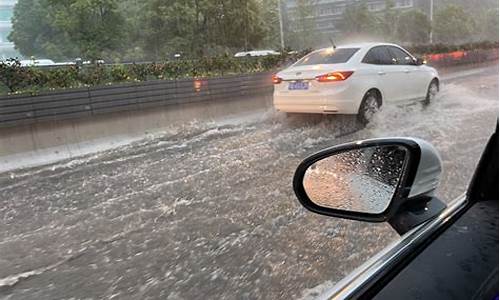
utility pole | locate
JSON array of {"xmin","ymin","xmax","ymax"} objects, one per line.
[
  {"xmin": 278, "ymin": 0, "xmax": 285, "ymax": 51},
  {"xmin": 429, "ymin": 0, "xmax": 434, "ymax": 43}
]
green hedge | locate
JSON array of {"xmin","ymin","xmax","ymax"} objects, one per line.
[
  {"xmin": 0, "ymin": 51, "xmax": 309, "ymax": 95},
  {"xmin": 0, "ymin": 41, "xmax": 497, "ymax": 95}
]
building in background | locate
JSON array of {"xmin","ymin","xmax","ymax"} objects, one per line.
[
  {"xmin": 0, "ymin": 0, "xmax": 18, "ymax": 59},
  {"xmin": 283, "ymin": 0, "xmax": 430, "ymax": 41}
]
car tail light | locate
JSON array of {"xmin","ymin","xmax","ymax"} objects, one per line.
[
  {"xmin": 272, "ymin": 74, "xmax": 282, "ymax": 84},
  {"xmin": 315, "ymin": 71, "xmax": 354, "ymax": 82}
]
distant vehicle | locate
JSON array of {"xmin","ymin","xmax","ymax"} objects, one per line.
[
  {"xmin": 234, "ymin": 50, "xmax": 280, "ymax": 57},
  {"xmin": 20, "ymin": 59, "xmax": 56, "ymax": 67},
  {"xmin": 273, "ymin": 42, "xmax": 440, "ymax": 124}
]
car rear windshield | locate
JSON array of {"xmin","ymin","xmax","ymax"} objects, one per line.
[{"xmin": 294, "ymin": 48, "xmax": 359, "ymax": 66}]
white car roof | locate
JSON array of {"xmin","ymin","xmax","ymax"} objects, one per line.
[
  {"xmin": 316, "ymin": 42, "xmax": 402, "ymax": 52},
  {"xmin": 304, "ymin": 42, "xmax": 411, "ymax": 64},
  {"xmin": 288, "ymin": 42, "xmax": 410, "ymax": 68}
]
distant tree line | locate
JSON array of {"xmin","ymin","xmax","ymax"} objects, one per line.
[
  {"xmin": 9, "ymin": 0, "xmax": 281, "ymax": 62},
  {"xmin": 286, "ymin": 0, "xmax": 498, "ymax": 50},
  {"xmin": 7, "ymin": 0, "xmax": 499, "ymax": 62}
]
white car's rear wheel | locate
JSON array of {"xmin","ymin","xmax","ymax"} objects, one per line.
[{"xmin": 358, "ymin": 91, "xmax": 380, "ymax": 125}]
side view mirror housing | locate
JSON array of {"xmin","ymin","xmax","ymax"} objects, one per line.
[
  {"xmin": 293, "ymin": 138, "xmax": 446, "ymax": 235},
  {"xmin": 415, "ymin": 57, "xmax": 426, "ymax": 65}
]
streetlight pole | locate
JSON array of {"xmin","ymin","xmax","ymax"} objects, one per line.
[
  {"xmin": 429, "ymin": 0, "xmax": 434, "ymax": 43},
  {"xmin": 278, "ymin": 0, "xmax": 285, "ymax": 51}
]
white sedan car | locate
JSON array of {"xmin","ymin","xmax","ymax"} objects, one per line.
[{"xmin": 273, "ymin": 42, "xmax": 439, "ymax": 123}]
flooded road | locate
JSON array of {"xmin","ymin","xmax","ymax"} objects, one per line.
[{"xmin": 0, "ymin": 64, "xmax": 497, "ymax": 299}]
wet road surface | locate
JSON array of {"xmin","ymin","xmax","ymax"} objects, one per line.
[{"xmin": 0, "ymin": 64, "xmax": 498, "ymax": 299}]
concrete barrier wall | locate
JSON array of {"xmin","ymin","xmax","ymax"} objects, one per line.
[
  {"xmin": 0, "ymin": 92, "xmax": 273, "ymax": 171},
  {"xmin": 0, "ymin": 72, "xmax": 275, "ymax": 171}
]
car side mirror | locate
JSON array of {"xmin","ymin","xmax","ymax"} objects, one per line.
[
  {"xmin": 293, "ymin": 138, "xmax": 446, "ymax": 235},
  {"xmin": 415, "ymin": 57, "xmax": 425, "ymax": 65}
]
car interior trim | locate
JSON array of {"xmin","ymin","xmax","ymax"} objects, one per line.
[{"xmin": 319, "ymin": 194, "xmax": 468, "ymax": 300}]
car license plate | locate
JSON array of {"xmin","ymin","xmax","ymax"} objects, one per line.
[{"xmin": 288, "ymin": 81, "xmax": 309, "ymax": 90}]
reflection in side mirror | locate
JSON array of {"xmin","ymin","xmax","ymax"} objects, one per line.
[{"xmin": 303, "ymin": 145, "xmax": 407, "ymax": 214}]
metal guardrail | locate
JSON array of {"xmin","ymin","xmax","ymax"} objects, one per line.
[{"xmin": 0, "ymin": 72, "xmax": 273, "ymax": 128}]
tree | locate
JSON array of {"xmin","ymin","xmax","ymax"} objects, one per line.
[
  {"xmin": 49, "ymin": 0, "xmax": 126, "ymax": 60},
  {"xmin": 220, "ymin": 0, "xmax": 266, "ymax": 50},
  {"xmin": 477, "ymin": 8, "xmax": 499, "ymax": 42},
  {"xmin": 377, "ymin": 0, "xmax": 400, "ymax": 41},
  {"xmin": 9, "ymin": 0, "xmax": 285, "ymax": 61},
  {"xmin": 339, "ymin": 2, "xmax": 378, "ymax": 37},
  {"xmin": 437, "ymin": 0, "xmax": 498, "ymax": 17},
  {"xmin": 8, "ymin": 0, "xmax": 74, "ymax": 60},
  {"xmin": 286, "ymin": 0, "xmax": 320, "ymax": 50},
  {"xmin": 139, "ymin": 0, "xmax": 268, "ymax": 59},
  {"xmin": 435, "ymin": 0, "xmax": 498, "ymax": 43},
  {"xmin": 9, "ymin": 0, "xmax": 126, "ymax": 60},
  {"xmin": 259, "ymin": 0, "xmax": 281, "ymax": 50},
  {"xmin": 140, "ymin": 0, "xmax": 196, "ymax": 59},
  {"xmin": 116, "ymin": 0, "xmax": 148, "ymax": 61},
  {"xmin": 433, "ymin": 4, "xmax": 474, "ymax": 44},
  {"xmin": 396, "ymin": 9, "xmax": 431, "ymax": 44}
]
